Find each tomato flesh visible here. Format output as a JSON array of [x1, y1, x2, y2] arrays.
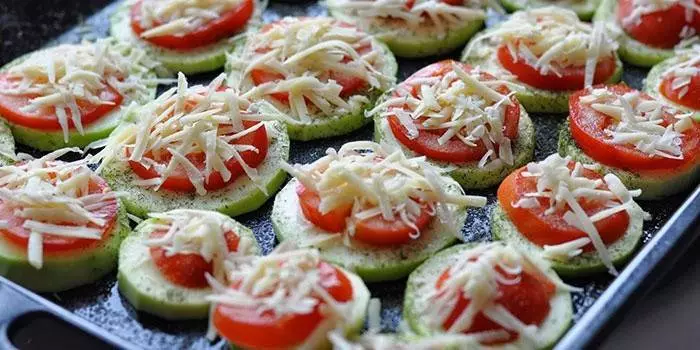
[[388, 60, 520, 163], [130, 0, 254, 50], [149, 230, 240, 289], [497, 165, 629, 249], [617, 0, 700, 49], [497, 45, 617, 91], [296, 183, 353, 233], [660, 70, 700, 110], [569, 84, 700, 172], [0, 74, 123, 131], [128, 120, 268, 193], [0, 172, 118, 253], [213, 261, 353, 349], [436, 263, 555, 344]]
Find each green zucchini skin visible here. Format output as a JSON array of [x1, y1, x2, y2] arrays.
[[461, 29, 623, 114], [644, 52, 700, 114], [0, 201, 130, 292], [0, 121, 16, 166], [403, 243, 573, 349], [593, 0, 674, 67], [373, 103, 535, 189], [109, 1, 245, 75], [271, 178, 468, 282], [117, 216, 259, 320], [558, 120, 700, 199], [100, 120, 290, 218], [500, 0, 601, 20], [326, 0, 485, 58]]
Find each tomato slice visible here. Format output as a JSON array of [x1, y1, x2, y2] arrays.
[[130, 0, 254, 50], [0, 73, 123, 131], [497, 45, 617, 91], [0, 173, 118, 253], [388, 60, 520, 163], [497, 165, 629, 249], [436, 263, 555, 344], [128, 120, 268, 193], [617, 0, 700, 49], [149, 230, 240, 289], [660, 70, 700, 110], [569, 84, 700, 172], [213, 261, 353, 349], [296, 183, 353, 233]]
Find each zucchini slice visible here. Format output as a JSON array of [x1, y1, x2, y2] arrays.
[[271, 177, 468, 282], [0, 202, 130, 292], [403, 243, 573, 349], [558, 120, 700, 199], [500, 0, 601, 21]]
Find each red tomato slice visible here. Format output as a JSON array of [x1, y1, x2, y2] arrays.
[[660, 70, 700, 110], [617, 0, 700, 49], [213, 261, 353, 349], [569, 84, 700, 172], [128, 120, 268, 193], [0, 173, 118, 253], [0, 74, 123, 131], [388, 60, 520, 163], [436, 263, 555, 344], [497, 45, 617, 91], [497, 165, 629, 249], [296, 183, 353, 233], [149, 230, 240, 289], [130, 0, 254, 50]]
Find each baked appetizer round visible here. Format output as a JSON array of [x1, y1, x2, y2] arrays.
[[372, 60, 534, 189], [110, 0, 257, 74], [118, 209, 259, 319], [404, 242, 574, 349], [500, 0, 602, 20], [207, 244, 370, 349], [0, 150, 130, 292], [492, 153, 648, 277], [0, 40, 158, 151], [226, 17, 397, 141], [93, 73, 289, 217], [272, 141, 486, 282], [594, 0, 700, 67], [327, 0, 490, 58], [645, 45, 700, 113], [462, 7, 623, 113], [559, 84, 700, 199]]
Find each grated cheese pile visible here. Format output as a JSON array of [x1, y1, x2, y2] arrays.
[[660, 45, 700, 101], [91, 73, 270, 195], [329, 0, 489, 37], [369, 62, 518, 168], [465, 7, 618, 88], [206, 243, 352, 329], [0, 149, 118, 269], [281, 141, 486, 244], [0, 40, 155, 142], [229, 17, 395, 122], [136, 0, 246, 38], [142, 209, 255, 284], [580, 87, 694, 159], [419, 243, 568, 347], [329, 330, 485, 350], [619, 0, 700, 41], [516, 154, 646, 275]]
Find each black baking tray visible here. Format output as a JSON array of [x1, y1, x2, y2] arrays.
[[1, 1, 699, 349]]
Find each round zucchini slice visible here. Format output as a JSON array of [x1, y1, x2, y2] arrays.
[[558, 120, 700, 199], [374, 103, 535, 189], [500, 0, 601, 21], [271, 177, 468, 282], [403, 243, 573, 349], [0, 202, 130, 292], [326, 0, 485, 58], [117, 215, 260, 320]]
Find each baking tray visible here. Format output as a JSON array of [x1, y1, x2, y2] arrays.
[[1, 1, 699, 349]]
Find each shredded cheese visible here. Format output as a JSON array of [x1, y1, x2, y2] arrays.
[[369, 62, 518, 168], [0, 40, 156, 142], [619, 0, 699, 42], [328, 329, 485, 349], [91, 73, 271, 196], [659, 45, 700, 104], [0, 149, 118, 269], [136, 0, 246, 38], [229, 17, 395, 122]]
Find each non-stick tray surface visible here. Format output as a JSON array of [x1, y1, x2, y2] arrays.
[[1, 1, 697, 349]]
